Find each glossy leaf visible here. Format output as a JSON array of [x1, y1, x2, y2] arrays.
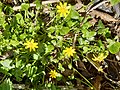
[[60, 27, 70, 35], [21, 3, 29, 11], [45, 44, 54, 54], [109, 42, 120, 54]]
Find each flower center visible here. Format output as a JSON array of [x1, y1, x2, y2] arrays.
[[53, 73, 56, 76], [61, 7, 66, 13], [67, 49, 72, 52], [29, 42, 33, 47]]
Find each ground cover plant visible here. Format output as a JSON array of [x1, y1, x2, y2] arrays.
[[0, 0, 120, 90]]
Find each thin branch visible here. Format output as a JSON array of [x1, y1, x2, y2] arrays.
[[73, 34, 78, 48], [86, 0, 108, 14], [13, 0, 60, 11]]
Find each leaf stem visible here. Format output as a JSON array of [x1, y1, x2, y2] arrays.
[[0, 74, 6, 84], [73, 67, 95, 89]]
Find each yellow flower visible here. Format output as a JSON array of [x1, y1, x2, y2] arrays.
[[90, 87, 94, 90], [49, 70, 58, 78], [92, 53, 107, 62], [56, 2, 70, 17], [98, 66, 103, 72], [23, 39, 38, 52], [63, 47, 76, 57]]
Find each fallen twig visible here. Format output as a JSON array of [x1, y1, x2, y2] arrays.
[[73, 34, 78, 48], [13, 0, 60, 11], [86, 0, 108, 14], [89, 10, 120, 22]]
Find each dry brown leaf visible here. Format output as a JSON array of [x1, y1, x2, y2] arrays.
[[93, 75, 102, 90], [89, 18, 97, 26], [89, 10, 120, 22]]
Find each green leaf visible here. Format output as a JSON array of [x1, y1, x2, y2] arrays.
[[78, 38, 89, 45], [45, 44, 54, 54], [98, 20, 105, 28], [60, 27, 70, 35], [82, 22, 92, 29], [16, 60, 22, 68], [58, 63, 65, 72], [65, 6, 80, 20], [4, 6, 14, 15], [35, 0, 41, 10], [87, 31, 96, 38], [56, 36, 63, 47], [26, 64, 37, 79], [56, 73, 62, 81], [15, 13, 24, 26], [107, 39, 116, 47], [13, 68, 23, 81], [0, 12, 5, 26], [0, 78, 12, 90], [21, 3, 29, 11], [51, 40, 57, 46], [47, 26, 55, 38], [82, 29, 96, 40], [109, 42, 120, 54], [20, 33, 27, 40], [33, 54, 39, 60], [29, 66, 37, 76], [98, 40, 105, 50], [10, 40, 19, 47], [110, 0, 120, 5], [81, 29, 88, 34], [67, 21, 77, 27], [0, 59, 15, 70], [51, 83, 56, 90], [98, 28, 109, 36], [70, 6, 80, 19], [68, 64, 72, 69], [83, 46, 89, 53]]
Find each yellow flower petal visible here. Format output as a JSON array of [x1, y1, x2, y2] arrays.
[[49, 70, 58, 78], [98, 66, 103, 72], [56, 2, 70, 17], [60, 2, 63, 7], [64, 3, 67, 7], [57, 5, 61, 9], [92, 53, 107, 62], [63, 47, 76, 57], [23, 39, 38, 52]]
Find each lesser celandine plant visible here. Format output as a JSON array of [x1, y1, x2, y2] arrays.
[[23, 39, 38, 52], [56, 2, 70, 17], [63, 47, 76, 57], [49, 70, 58, 78], [0, 1, 120, 90]]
